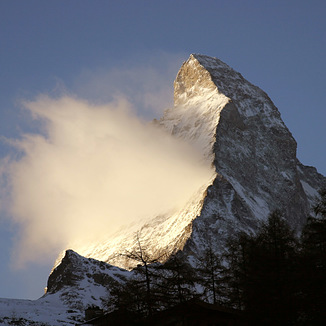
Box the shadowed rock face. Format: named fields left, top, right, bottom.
left=47, top=250, right=129, bottom=294
left=47, top=250, right=85, bottom=293
left=46, top=249, right=130, bottom=312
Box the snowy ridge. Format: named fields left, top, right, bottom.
left=192, top=54, right=285, bottom=127
left=160, top=86, right=228, bottom=161
left=72, top=174, right=215, bottom=269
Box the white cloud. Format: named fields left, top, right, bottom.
left=5, top=95, right=212, bottom=267
left=0, top=156, right=10, bottom=215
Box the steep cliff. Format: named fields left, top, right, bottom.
left=169, top=54, right=326, bottom=256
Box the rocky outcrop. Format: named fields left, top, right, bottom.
left=47, top=250, right=123, bottom=294
left=46, top=250, right=129, bottom=311
left=0, top=251, right=131, bottom=325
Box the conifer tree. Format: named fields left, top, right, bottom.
left=300, top=189, right=326, bottom=325
left=120, top=231, right=167, bottom=316
left=225, top=210, right=299, bottom=325
left=155, top=253, right=197, bottom=308
left=224, top=232, right=252, bottom=310
left=196, top=246, right=225, bottom=304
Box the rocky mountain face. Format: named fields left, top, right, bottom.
left=1, top=54, right=325, bottom=325
left=56, top=52, right=325, bottom=297
left=56, top=53, right=326, bottom=283
left=169, top=54, right=326, bottom=256
left=74, top=53, right=325, bottom=266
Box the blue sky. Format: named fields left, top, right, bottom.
left=0, top=0, right=325, bottom=299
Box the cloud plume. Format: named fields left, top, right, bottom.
left=5, top=95, right=213, bottom=267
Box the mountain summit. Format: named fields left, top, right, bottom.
left=159, top=53, right=326, bottom=256
left=74, top=54, right=325, bottom=266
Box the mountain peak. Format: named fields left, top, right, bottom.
left=191, top=53, right=233, bottom=70
left=177, top=54, right=285, bottom=128
left=56, top=53, right=326, bottom=275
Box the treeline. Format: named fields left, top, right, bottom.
left=107, top=189, right=326, bottom=325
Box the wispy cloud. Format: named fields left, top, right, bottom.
left=72, top=51, right=185, bottom=118
left=4, top=94, right=212, bottom=267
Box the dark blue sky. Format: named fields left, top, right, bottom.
left=0, top=0, right=325, bottom=299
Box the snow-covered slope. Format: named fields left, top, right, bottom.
left=0, top=296, right=78, bottom=326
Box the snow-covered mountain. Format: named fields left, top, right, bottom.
left=170, top=54, right=326, bottom=257
left=1, top=54, right=325, bottom=324
left=72, top=53, right=326, bottom=265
